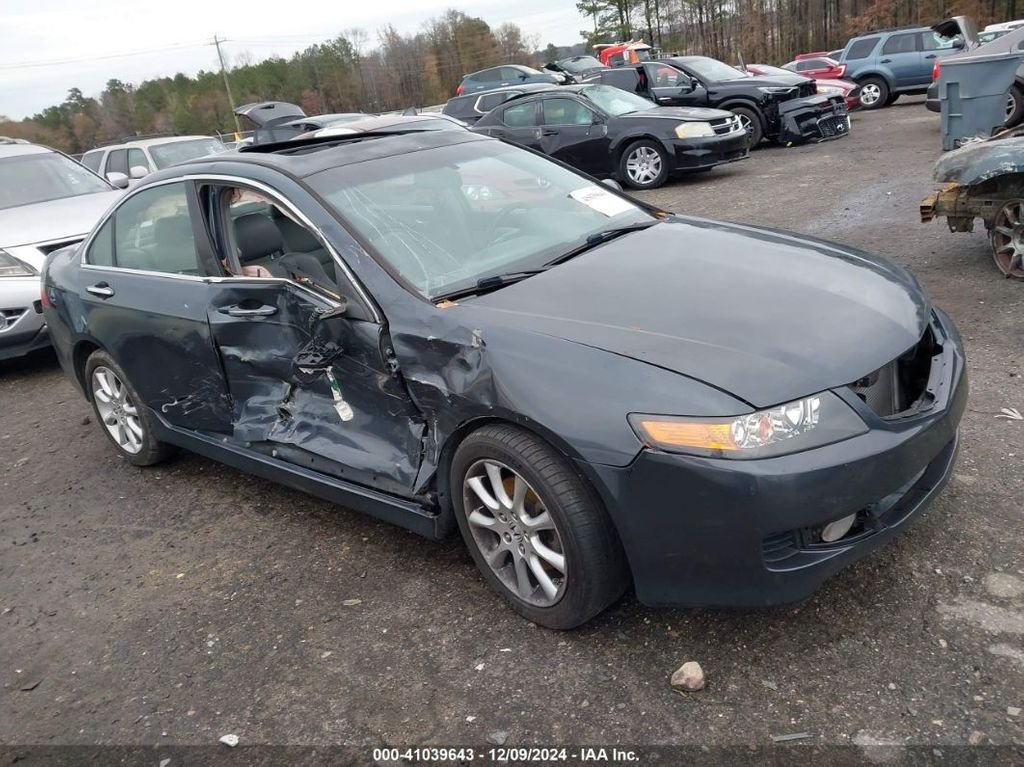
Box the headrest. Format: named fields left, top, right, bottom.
left=234, top=213, right=284, bottom=263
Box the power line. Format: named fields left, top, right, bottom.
left=0, top=40, right=211, bottom=70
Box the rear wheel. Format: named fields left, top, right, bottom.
left=451, top=424, right=629, bottom=629
left=859, top=77, right=889, bottom=110
left=1005, top=84, right=1024, bottom=127
left=990, top=199, right=1024, bottom=278
left=85, top=350, right=172, bottom=466
left=730, top=106, right=763, bottom=146
left=618, top=139, right=669, bottom=189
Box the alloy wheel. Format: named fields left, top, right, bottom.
left=92, top=366, right=144, bottom=454
left=992, top=199, right=1024, bottom=278
left=462, top=459, right=567, bottom=606
left=737, top=113, right=753, bottom=135
left=625, top=146, right=662, bottom=187
left=860, top=83, right=881, bottom=107
left=1007, top=92, right=1018, bottom=121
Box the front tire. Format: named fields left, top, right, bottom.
left=618, top=139, right=669, bottom=189
left=1005, top=83, right=1024, bottom=127
left=859, top=77, right=889, bottom=110
left=729, top=106, right=763, bottom=146
left=85, top=350, right=172, bottom=466
left=451, top=424, right=629, bottom=629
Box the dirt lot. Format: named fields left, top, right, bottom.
left=2, top=98, right=1023, bottom=754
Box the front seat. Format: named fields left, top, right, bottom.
left=233, top=212, right=337, bottom=288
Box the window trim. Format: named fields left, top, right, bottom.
left=79, top=174, right=381, bottom=323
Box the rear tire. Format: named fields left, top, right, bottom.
left=85, top=350, right=173, bottom=466
left=859, top=77, right=889, bottom=110
left=451, top=424, right=629, bottom=629
left=1005, top=83, right=1024, bottom=127
left=730, top=105, right=763, bottom=146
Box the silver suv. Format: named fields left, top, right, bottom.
left=81, top=135, right=227, bottom=187
left=0, top=139, right=121, bottom=361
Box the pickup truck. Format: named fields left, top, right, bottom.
left=598, top=56, right=850, bottom=145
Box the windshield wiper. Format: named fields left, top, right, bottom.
left=433, top=269, right=547, bottom=302
left=546, top=221, right=659, bottom=267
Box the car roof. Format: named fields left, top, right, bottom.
left=93, top=135, right=219, bottom=151
left=175, top=128, right=493, bottom=179
left=0, top=142, right=52, bottom=159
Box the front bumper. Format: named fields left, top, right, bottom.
left=777, top=94, right=851, bottom=144
left=669, top=131, right=750, bottom=172
left=583, top=309, right=967, bottom=608
left=0, top=277, right=50, bottom=361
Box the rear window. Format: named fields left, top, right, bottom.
left=478, top=92, right=517, bottom=112
left=846, top=37, right=880, bottom=59
left=82, top=151, right=103, bottom=172
left=473, top=68, right=503, bottom=83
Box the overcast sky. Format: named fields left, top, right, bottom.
left=0, top=0, right=587, bottom=120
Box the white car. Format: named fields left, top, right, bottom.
left=0, top=139, right=122, bottom=361
left=81, top=135, right=227, bottom=187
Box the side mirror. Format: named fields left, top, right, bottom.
left=129, top=165, right=150, bottom=180
left=952, top=37, right=966, bottom=49
left=690, top=76, right=701, bottom=90
left=106, top=171, right=129, bottom=189
left=601, top=178, right=623, bottom=192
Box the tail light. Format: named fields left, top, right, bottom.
left=836, top=63, right=847, bottom=78
left=455, top=84, right=464, bottom=95
left=932, top=59, right=941, bottom=81
left=40, top=282, right=52, bottom=309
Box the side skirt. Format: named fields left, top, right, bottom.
left=148, top=410, right=449, bottom=540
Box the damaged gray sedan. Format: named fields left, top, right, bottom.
left=42, top=130, right=966, bottom=628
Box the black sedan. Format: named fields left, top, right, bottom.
left=471, top=84, right=749, bottom=189
left=41, top=129, right=966, bottom=629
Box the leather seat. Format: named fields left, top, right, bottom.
left=233, top=213, right=337, bottom=288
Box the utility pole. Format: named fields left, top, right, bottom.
left=213, top=35, right=243, bottom=136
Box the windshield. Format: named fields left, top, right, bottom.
left=559, top=56, right=604, bottom=73
left=0, top=152, right=110, bottom=210
left=752, top=64, right=793, bottom=77
left=307, top=140, right=653, bottom=299
left=681, top=56, right=746, bottom=82
left=580, top=84, right=653, bottom=115
left=149, top=138, right=227, bottom=168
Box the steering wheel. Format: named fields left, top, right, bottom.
left=484, top=204, right=531, bottom=246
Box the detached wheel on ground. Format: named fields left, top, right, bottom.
left=858, top=77, right=889, bottom=110
left=85, top=350, right=173, bottom=466
left=1005, top=84, right=1024, bottom=127
left=451, top=424, right=629, bottom=629
left=618, top=139, right=669, bottom=189
left=729, top=106, right=763, bottom=147
left=990, top=199, right=1024, bottom=278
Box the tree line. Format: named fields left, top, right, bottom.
left=2, top=0, right=1022, bottom=154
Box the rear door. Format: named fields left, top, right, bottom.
left=482, top=100, right=542, bottom=148
left=879, top=32, right=922, bottom=88
left=920, top=29, right=962, bottom=81
left=538, top=97, right=610, bottom=176
left=78, top=180, right=233, bottom=433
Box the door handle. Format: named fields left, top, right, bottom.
left=86, top=282, right=115, bottom=298
left=219, top=304, right=278, bottom=318
left=540, top=129, right=560, bottom=136
left=924, top=54, right=937, bottom=59
left=880, top=58, right=892, bottom=63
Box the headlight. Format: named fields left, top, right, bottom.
left=629, top=391, right=867, bottom=460
left=818, top=86, right=844, bottom=96
left=0, top=249, right=35, bottom=278
left=757, top=86, right=796, bottom=96
left=674, top=121, right=715, bottom=139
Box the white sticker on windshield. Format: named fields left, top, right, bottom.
left=569, top=186, right=636, bottom=217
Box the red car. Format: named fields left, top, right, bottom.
left=783, top=56, right=847, bottom=80
left=742, top=64, right=861, bottom=112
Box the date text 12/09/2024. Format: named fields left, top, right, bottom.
left=371, top=747, right=640, bottom=762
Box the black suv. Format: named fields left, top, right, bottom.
left=442, top=84, right=559, bottom=125
left=599, top=56, right=849, bottom=145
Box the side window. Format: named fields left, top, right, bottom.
left=645, top=63, right=689, bottom=87
left=477, top=92, right=515, bottom=112
left=475, top=68, right=502, bottom=83
left=501, top=67, right=527, bottom=81
left=113, top=183, right=199, bottom=275
left=502, top=102, right=538, bottom=127
left=81, top=151, right=102, bottom=172
left=881, top=33, right=918, bottom=55
left=846, top=37, right=880, bottom=59
left=127, top=148, right=150, bottom=173
left=921, top=31, right=957, bottom=51
left=542, top=98, right=595, bottom=126
left=86, top=217, right=114, bottom=266
left=106, top=149, right=128, bottom=176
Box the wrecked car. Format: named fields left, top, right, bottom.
left=471, top=84, right=749, bottom=189
left=921, top=129, right=1024, bottom=277
left=598, top=56, right=849, bottom=146
left=42, top=129, right=966, bottom=629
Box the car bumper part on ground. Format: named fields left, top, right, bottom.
left=0, top=278, right=49, bottom=361
left=669, top=132, right=750, bottom=172
left=777, top=94, right=851, bottom=144
left=583, top=309, right=967, bottom=608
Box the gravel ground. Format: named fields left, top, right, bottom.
left=1, top=98, right=1023, bottom=754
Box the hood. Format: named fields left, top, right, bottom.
left=932, top=131, right=1024, bottom=184
left=618, top=106, right=733, bottom=121
left=0, top=191, right=121, bottom=251
left=725, top=73, right=810, bottom=88
left=462, top=218, right=930, bottom=408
